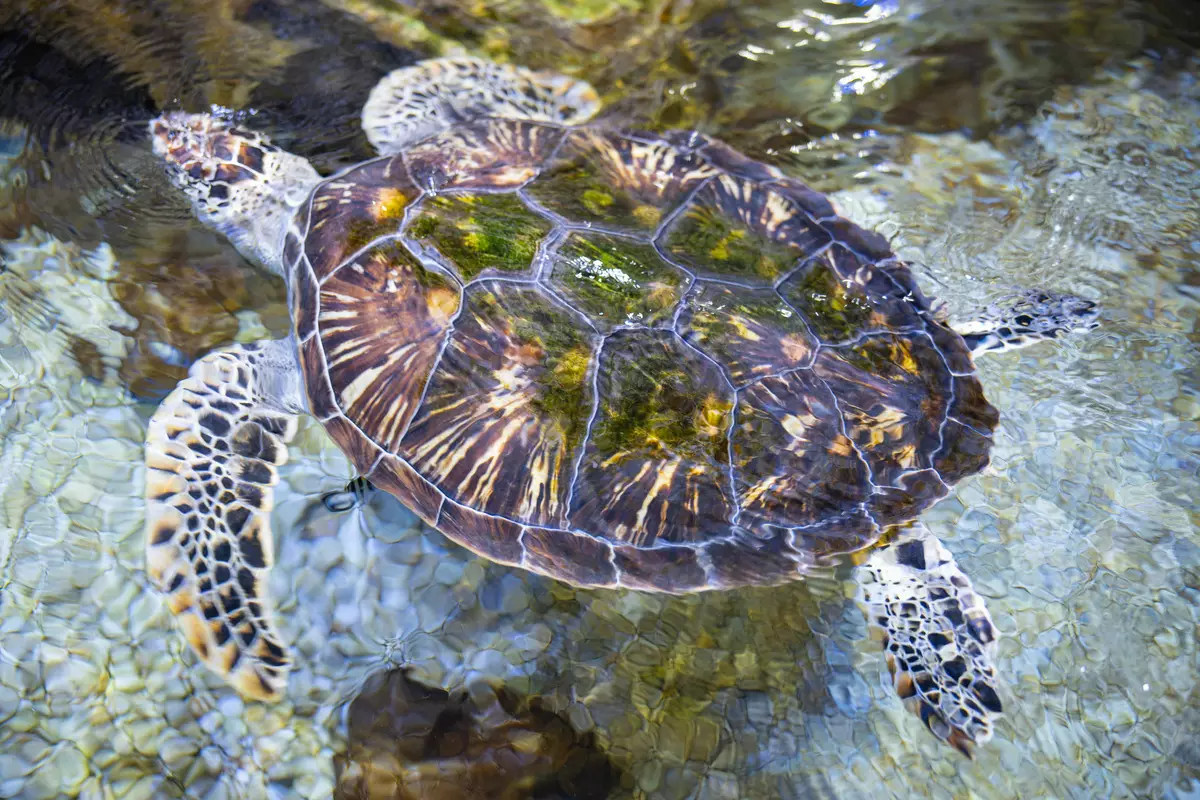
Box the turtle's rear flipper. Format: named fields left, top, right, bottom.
left=144, top=340, right=303, bottom=701
left=362, top=57, right=601, bottom=155
left=857, top=526, right=1003, bottom=757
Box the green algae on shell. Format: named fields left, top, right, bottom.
left=589, top=331, right=732, bottom=467
left=661, top=198, right=800, bottom=284
left=526, top=154, right=661, bottom=232
left=548, top=233, right=687, bottom=330
left=524, top=131, right=715, bottom=234
left=406, top=192, right=553, bottom=281
left=778, top=256, right=877, bottom=343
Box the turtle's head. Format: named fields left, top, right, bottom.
left=150, top=112, right=319, bottom=276
left=959, top=291, right=1101, bottom=357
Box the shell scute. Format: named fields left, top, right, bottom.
left=318, top=242, right=458, bottom=452
left=569, top=330, right=736, bottom=547
left=303, top=156, right=416, bottom=279
left=699, top=138, right=784, bottom=184
left=525, top=129, right=717, bottom=233
left=779, top=246, right=923, bottom=344
left=299, top=335, right=338, bottom=419
left=404, top=118, right=564, bottom=192
left=734, top=370, right=871, bottom=535
left=869, top=469, right=949, bottom=523
left=291, top=263, right=319, bottom=341
left=932, top=420, right=993, bottom=484
left=406, top=192, right=553, bottom=281
left=678, top=282, right=817, bottom=385
left=547, top=232, right=687, bottom=332
left=814, top=334, right=952, bottom=492
left=322, top=415, right=382, bottom=477
left=436, top=500, right=525, bottom=564
left=703, top=529, right=809, bottom=589
left=397, top=282, right=598, bottom=528
left=522, top=527, right=618, bottom=587
left=369, top=455, right=444, bottom=526
left=611, top=544, right=709, bottom=592
left=660, top=175, right=831, bottom=285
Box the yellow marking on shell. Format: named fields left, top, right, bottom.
left=374, top=189, right=410, bottom=220
left=338, top=359, right=391, bottom=408
left=517, top=446, right=561, bottom=522
left=709, top=228, right=745, bottom=261
left=893, top=443, right=919, bottom=469
left=894, top=340, right=920, bottom=375
left=403, top=369, right=573, bottom=522
left=742, top=474, right=780, bottom=508
left=354, top=341, right=435, bottom=447
left=633, top=458, right=679, bottom=543
left=781, top=412, right=820, bottom=446
left=427, top=288, right=460, bottom=326
left=829, top=435, right=854, bottom=457
left=633, top=205, right=663, bottom=227
left=604, top=460, right=657, bottom=543
left=858, top=406, right=907, bottom=449
left=730, top=317, right=760, bottom=342
left=455, top=413, right=526, bottom=504
left=717, top=175, right=792, bottom=239
left=600, top=450, right=632, bottom=469
left=780, top=334, right=811, bottom=364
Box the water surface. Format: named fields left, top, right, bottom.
left=0, top=1, right=1197, bottom=798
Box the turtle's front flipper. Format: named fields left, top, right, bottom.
left=144, top=339, right=305, bottom=701
left=954, top=290, right=1099, bottom=357
left=362, top=57, right=601, bottom=155
left=857, top=526, right=1002, bottom=757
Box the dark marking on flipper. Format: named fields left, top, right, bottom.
left=857, top=526, right=1002, bottom=757
left=144, top=341, right=300, bottom=702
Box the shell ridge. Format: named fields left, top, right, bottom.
left=390, top=320, right=457, bottom=451
left=316, top=232, right=407, bottom=287
left=772, top=242, right=833, bottom=291
left=813, top=371, right=883, bottom=497
left=562, top=331, right=608, bottom=519
left=923, top=329, right=964, bottom=478
left=516, top=187, right=573, bottom=228
left=651, top=174, right=716, bottom=242
left=531, top=226, right=567, bottom=282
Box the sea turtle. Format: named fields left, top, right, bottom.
left=144, top=58, right=1098, bottom=756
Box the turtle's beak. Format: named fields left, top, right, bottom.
left=151, top=112, right=215, bottom=162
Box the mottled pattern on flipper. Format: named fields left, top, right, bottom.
left=362, top=57, right=600, bottom=156
left=144, top=340, right=301, bottom=702
left=858, top=525, right=1002, bottom=757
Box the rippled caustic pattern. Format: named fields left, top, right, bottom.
left=288, top=120, right=997, bottom=590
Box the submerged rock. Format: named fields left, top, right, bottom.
left=335, top=669, right=620, bottom=799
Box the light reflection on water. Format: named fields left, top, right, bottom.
left=0, top=1, right=1197, bottom=798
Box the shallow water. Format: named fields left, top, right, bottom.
left=1, top=2, right=1198, bottom=798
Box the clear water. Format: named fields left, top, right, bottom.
left=0, top=1, right=1197, bottom=798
